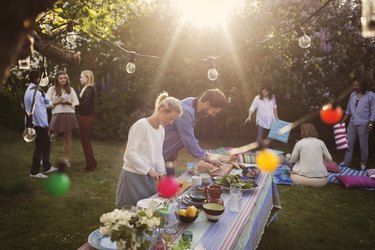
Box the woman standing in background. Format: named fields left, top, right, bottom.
left=245, top=84, right=279, bottom=142
left=47, top=71, right=79, bottom=167
left=78, top=70, right=97, bottom=172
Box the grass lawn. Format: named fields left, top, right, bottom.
left=0, top=129, right=374, bottom=249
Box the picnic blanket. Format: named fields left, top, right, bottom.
left=273, top=165, right=293, bottom=185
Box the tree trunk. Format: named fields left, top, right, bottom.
left=0, top=0, right=55, bottom=84
left=33, top=31, right=82, bottom=66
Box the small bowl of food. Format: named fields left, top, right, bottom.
left=188, top=190, right=206, bottom=202
left=242, top=166, right=260, bottom=179
left=203, top=203, right=225, bottom=222
left=176, top=206, right=199, bottom=224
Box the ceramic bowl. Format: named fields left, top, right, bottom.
left=203, top=203, right=225, bottom=222
left=176, top=211, right=199, bottom=224
left=242, top=166, right=260, bottom=179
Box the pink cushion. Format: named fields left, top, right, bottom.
left=367, top=169, right=375, bottom=178
left=335, top=175, right=375, bottom=188
left=323, top=161, right=340, bottom=173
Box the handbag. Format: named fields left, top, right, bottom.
left=333, top=123, right=348, bottom=150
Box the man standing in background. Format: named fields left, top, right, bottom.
left=24, top=70, right=57, bottom=178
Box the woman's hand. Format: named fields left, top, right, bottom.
left=62, top=101, right=72, bottom=106
left=245, top=116, right=251, bottom=123
left=53, top=100, right=63, bottom=106
left=148, top=168, right=160, bottom=181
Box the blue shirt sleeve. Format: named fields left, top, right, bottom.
left=174, top=108, right=206, bottom=159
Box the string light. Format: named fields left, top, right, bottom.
left=126, top=51, right=136, bottom=73
left=361, top=0, right=375, bottom=37
left=39, top=58, right=49, bottom=87
left=295, top=26, right=311, bottom=48
left=18, top=56, right=31, bottom=70
left=207, top=56, right=219, bottom=81
left=90, top=0, right=335, bottom=78
left=66, top=22, right=78, bottom=43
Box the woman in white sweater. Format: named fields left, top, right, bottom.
left=289, top=123, right=332, bottom=187
left=47, top=71, right=79, bottom=167
left=115, top=92, right=182, bottom=207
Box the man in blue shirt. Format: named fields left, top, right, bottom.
left=342, top=78, right=375, bottom=170
left=24, top=70, right=57, bottom=178
left=163, top=89, right=227, bottom=175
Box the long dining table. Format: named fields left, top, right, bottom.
left=78, top=170, right=281, bottom=250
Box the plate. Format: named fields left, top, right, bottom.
left=88, top=229, right=120, bottom=250
left=136, top=197, right=163, bottom=210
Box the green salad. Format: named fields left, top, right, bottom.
left=215, top=174, right=256, bottom=189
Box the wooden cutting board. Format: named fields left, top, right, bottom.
left=209, top=163, right=234, bottom=176
left=177, top=181, right=192, bottom=195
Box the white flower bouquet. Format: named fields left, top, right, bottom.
left=100, top=208, right=161, bottom=250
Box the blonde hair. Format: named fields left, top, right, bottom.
left=300, top=123, right=318, bottom=138
left=81, top=70, right=95, bottom=86
left=154, top=92, right=182, bottom=115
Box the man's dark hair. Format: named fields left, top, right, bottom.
left=353, top=77, right=372, bottom=93
left=29, top=70, right=41, bottom=83
left=200, top=88, right=227, bottom=108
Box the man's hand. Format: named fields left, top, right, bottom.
left=148, top=168, right=160, bottom=181
left=368, top=124, right=373, bottom=133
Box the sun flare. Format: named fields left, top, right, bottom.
left=170, top=0, right=244, bottom=27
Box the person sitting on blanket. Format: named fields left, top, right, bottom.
left=287, top=123, right=333, bottom=187
left=163, top=89, right=228, bottom=175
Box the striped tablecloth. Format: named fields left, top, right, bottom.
left=78, top=172, right=281, bottom=250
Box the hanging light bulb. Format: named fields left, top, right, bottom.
left=295, top=26, right=311, bottom=48
left=39, top=75, right=49, bottom=87
left=66, top=32, right=78, bottom=43
left=207, top=56, right=219, bottom=81
left=39, top=65, right=49, bottom=87
left=18, top=56, right=31, bottom=70
left=66, top=22, right=78, bottom=43
left=361, top=0, right=375, bottom=37
left=23, top=127, right=36, bottom=142
left=126, top=51, right=136, bottom=73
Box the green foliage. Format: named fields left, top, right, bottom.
left=4, top=0, right=375, bottom=139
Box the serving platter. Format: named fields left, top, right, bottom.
left=212, top=168, right=258, bottom=192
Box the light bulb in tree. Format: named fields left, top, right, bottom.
left=207, top=56, right=219, bottom=81
left=40, top=71, right=49, bottom=87
left=295, top=26, right=311, bottom=48
left=66, top=22, right=78, bottom=43
left=66, top=32, right=78, bottom=43
left=361, top=0, right=375, bottom=37
left=18, top=57, right=30, bottom=70
left=298, top=35, right=311, bottom=48
left=126, top=51, right=136, bottom=74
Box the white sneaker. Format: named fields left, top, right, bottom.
left=360, top=164, right=367, bottom=170
left=30, top=173, right=48, bottom=179
left=44, top=166, right=58, bottom=174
